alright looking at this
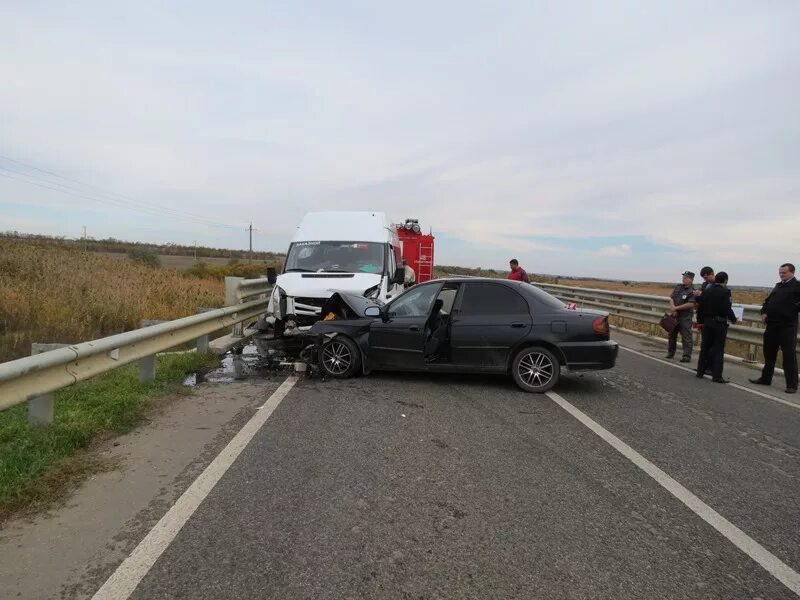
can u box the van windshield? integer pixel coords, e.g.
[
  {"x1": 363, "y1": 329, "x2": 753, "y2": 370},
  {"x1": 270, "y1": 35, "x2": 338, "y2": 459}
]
[{"x1": 284, "y1": 241, "x2": 386, "y2": 274}]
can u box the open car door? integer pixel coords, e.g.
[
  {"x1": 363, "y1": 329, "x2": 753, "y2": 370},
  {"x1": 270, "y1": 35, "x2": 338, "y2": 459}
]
[{"x1": 368, "y1": 283, "x2": 442, "y2": 370}]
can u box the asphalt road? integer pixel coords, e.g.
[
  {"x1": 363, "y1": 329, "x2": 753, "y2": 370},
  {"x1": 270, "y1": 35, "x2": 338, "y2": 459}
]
[{"x1": 105, "y1": 331, "x2": 800, "y2": 599}]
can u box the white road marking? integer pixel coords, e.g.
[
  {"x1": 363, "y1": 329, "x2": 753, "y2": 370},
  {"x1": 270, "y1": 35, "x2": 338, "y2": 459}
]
[
  {"x1": 91, "y1": 376, "x2": 298, "y2": 600},
  {"x1": 546, "y1": 390, "x2": 800, "y2": 597},
  {"x1": 619, "y1": 345, "x2": 800, "y2": 412}
]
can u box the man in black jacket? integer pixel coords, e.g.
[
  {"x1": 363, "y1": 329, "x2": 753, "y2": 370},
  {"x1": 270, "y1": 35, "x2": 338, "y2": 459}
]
[
  {"x1": 693, "y1": 266, "x2": 716, "y2": 374},
  {"x1": 696, "y1": 272, "x2": 738, "y2": 382},
  {"x1": 749, "y1": 263, "x2": 800, "y2": 394}
]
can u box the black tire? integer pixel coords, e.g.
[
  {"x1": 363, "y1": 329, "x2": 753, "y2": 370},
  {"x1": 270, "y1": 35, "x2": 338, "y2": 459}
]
[
  {"x1": 511, "y1": 346, "x2": 560, "y2": 393},
  {"x1": 273, "y1": 319, "x2": 286, "y2": 337},
  {"x1": 318, "y1": 336, "x2": 361, "y2": 379}
]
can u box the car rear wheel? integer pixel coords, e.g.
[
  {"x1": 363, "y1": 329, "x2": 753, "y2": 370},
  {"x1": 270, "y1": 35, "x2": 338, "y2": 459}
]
[
  {"x1": 319, "y1": 336, "x2": 361, "y2": 378},
  {"x1": 511, "y1": 346, "x2": 560, "y2": 393}
]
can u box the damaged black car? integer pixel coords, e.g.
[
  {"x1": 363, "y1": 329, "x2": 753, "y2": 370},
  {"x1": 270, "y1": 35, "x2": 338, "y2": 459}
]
[{"x1": 307, "y1": 278, "x2": 618, "y2": 393}]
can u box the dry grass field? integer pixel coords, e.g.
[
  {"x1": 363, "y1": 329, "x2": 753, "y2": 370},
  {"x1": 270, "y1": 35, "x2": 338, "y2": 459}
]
[
  {"x1": 98, "y1": 252, "x2": 238, "y2": 270},
  {"x1": 0, "y1": 240, "x2": 225, "y2": 362}
]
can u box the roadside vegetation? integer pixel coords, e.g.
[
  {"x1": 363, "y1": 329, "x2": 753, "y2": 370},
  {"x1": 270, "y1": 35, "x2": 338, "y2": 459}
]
[
  {"x1": 1, "y1": 230, "x2": 284, "y2": 262},
  {"x1": 184, "y1": 259, "x2": 280, "y2": 280},
  {"x1": 0, "y1": 351, "x2": 216, "y2": 523},
  {"x1": 0, "y1": 239, "x2": 224, "y2": 362}
]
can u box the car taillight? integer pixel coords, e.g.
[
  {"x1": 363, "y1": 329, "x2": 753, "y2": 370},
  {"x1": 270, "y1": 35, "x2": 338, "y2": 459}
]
[{"x1": 592, "y1": 316, "x2": 609, "y2": 336}]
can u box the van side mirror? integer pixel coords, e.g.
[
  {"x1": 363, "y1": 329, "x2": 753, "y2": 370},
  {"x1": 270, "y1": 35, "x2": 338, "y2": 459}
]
[
  {"x1": 393, "y1": 267, "x2": 405, "y2": 285},
  {"x1": 266, "y1": 267, "x2": 277, "y2": 285},
  {"x1": 364, "y1": 306, "x2": 382, "y2": 318}
]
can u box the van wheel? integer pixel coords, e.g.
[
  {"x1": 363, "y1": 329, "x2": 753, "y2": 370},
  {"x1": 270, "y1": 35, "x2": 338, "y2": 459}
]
[
  {"x1": 319, "y1": 336, "x2": 361, "y2": 378},
  {"x1": 511, "y1": 346, "x2": 560, "y2": 393}
]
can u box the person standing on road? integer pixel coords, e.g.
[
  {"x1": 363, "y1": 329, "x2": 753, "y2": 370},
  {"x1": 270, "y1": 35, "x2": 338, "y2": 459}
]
[
  {"x1": 749, "y1": 263, "x2": 800, "y2": 394},
  {"x1": 693, "y1": 266, "x2": 716, "y2": 375},
  {"x1": 666, "y1": 271, "x2": 696, "y2": 362},
  {"x1": 694, "y1": 266, "x2": 715, "y2": 301},
  {"x1": 507, "y1": 259, "x2": 531, "y2": 283},
  {"x1": 696, "y1": 271, "x2": 738, "y2": 382}
]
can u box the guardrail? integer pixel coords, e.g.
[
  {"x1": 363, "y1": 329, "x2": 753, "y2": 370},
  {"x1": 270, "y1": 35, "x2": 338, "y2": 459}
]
[
  {"x1": 0, "y1": 277, "x2": 272, "y2": 423},
  {"x1": 535, "y1": 282, "x2": 797, "y2": 361}
]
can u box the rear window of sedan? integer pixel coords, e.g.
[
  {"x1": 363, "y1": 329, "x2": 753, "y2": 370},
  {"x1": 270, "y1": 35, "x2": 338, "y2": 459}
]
[{"x1": 523, "y1": 285, "x2": 568, "y2": 310}]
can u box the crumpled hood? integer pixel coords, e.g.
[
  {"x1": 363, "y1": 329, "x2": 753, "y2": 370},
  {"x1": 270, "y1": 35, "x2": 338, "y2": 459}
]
[
  {"x1": 276, "y1": 272, "x2": 382, "y2": 298},
  {"x1": 320, "y1": 292, "x2": 383, "y2": 319}
]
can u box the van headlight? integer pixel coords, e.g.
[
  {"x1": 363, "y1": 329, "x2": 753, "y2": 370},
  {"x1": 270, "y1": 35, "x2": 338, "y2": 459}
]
[{"x1": 271, "y1": 286, "x2": 285, "y2": 319}]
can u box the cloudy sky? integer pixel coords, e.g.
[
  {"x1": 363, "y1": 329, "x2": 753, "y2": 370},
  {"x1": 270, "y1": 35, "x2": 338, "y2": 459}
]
[{"x1": 1, "y1": 1, "x2": 798, "y2": 285}]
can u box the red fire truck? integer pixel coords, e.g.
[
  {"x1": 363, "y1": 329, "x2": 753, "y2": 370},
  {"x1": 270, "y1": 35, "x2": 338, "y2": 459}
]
[{"x1": 396, "y1": 218, "x2": 435, "y2": 283}]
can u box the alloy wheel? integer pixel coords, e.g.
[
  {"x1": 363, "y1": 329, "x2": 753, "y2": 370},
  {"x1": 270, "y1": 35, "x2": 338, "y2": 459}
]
[
  {"x1": 322, "y1": 341, "x2": 352, "y2": 375},
  {"x1": 518, "y1": 351, "x2": 555, "y2": 388}
]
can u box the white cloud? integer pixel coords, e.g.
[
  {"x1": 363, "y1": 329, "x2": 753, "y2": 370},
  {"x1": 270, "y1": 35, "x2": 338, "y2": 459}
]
[
  {"x1": 0, "y1": 1, "x2": 798, "y2": 285},
  {"x1": 596, "y1": 244, "x2": 632, "y2": 258}
]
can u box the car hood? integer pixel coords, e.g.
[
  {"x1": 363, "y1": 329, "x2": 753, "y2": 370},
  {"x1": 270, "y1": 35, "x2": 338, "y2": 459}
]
[
  {"x1": 276, "y1": 272, "x2": 382, "y2": 298},
  {"x1": 319, "y1": 292, "x2": 383, "y2": 320}
]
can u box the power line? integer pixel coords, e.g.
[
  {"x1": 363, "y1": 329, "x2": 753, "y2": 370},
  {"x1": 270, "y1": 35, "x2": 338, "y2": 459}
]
[
  {"x1": 0, "y1": 165, "x2": 241, "y2": 230},
  {"x1": 0, "y1": 155, "x2": 248, "y2": 231},
  {"x1": 0, "y1": 169, "x2": 243, "y2": 232},
  {"x1": 0, "y1": 154, "x2": 237, "y2": 225}
]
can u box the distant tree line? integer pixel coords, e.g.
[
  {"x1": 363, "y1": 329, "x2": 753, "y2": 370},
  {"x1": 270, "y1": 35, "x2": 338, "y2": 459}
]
[{"x1": 1, "y1": 231, "x2": 285, "y2": 262}]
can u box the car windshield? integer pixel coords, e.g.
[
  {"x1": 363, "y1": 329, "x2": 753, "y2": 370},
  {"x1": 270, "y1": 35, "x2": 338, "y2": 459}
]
[{"x1": 284, "y1": 241, "x2": 385, "y2": 274}]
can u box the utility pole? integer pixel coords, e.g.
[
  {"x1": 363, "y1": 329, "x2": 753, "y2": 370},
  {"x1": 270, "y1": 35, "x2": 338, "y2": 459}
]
[
  {"x1": 193, "y1": 240, "x2": 197, "y2": 261},
  {"x1": 247, "y1": 222, "x2": 257, "y2": 263},
  {"x1": 82, "y1": 226, "x2": 87, "y2": 252}
]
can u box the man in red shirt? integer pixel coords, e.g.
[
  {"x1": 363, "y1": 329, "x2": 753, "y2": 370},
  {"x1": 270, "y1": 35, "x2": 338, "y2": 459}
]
[{"x1": 507, "y1": 259, "x2": 530, "y2": 283}]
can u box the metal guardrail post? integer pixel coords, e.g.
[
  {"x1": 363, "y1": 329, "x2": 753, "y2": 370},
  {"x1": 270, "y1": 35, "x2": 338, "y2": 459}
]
[
  {"x1": 225, "y1": 277, "x2": 245, "y2": 338},
  {"x1": 139, "y1": 356, "x2": 156, "y2": 382},
  {"x1": 28, "y1": 343, "x2": 69, "y2": 425},
  {"x1": 196, "y1": 308, "x2": 215, "y2": 354},
  {"x1": 138, "y1": 319, "x2": 166, "y2": 382},
  {"x1": 746, "y1": 344, "x2": 758, "y2": 363}
]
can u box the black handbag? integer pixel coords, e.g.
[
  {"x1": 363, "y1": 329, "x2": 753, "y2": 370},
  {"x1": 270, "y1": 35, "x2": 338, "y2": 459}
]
[{"x1": 659, "y1": 314, "x2": 678, "y2": 333}]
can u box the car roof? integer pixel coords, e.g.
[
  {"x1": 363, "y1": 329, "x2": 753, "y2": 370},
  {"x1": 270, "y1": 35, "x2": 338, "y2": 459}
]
[
  {"x1": 419, "y1": 277, "x2": 558, "y2": 301},
  {"x1": 421, "y1": 277, "x2": 520, "y2": 285}
]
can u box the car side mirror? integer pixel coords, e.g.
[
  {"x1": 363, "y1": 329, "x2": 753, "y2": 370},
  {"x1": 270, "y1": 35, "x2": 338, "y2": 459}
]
[
  {"x1": 266, "y1": 267, "x2": 277, "y2": 285},
  {"x1": 364, "y1": 306, "x2": 381, "y2": 318},
  {"x1": 393, "y1": 267, "x2": 405, "y2": 285}
]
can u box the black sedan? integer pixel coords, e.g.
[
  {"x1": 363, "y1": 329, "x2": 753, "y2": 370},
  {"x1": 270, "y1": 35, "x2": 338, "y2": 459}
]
[{"x1": 308, "y1": 278, "x2": 618, "y2": 393}]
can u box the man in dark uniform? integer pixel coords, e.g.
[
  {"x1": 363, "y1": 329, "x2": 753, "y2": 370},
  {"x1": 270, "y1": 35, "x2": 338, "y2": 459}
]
[
  {"x1": 694, "y1": 266, "x2": 715, "y2": 300},
  {"x1": 749, "y1": 263, "x2": 800, "y2": 394},
  {"x1": 693, "y1": 266, "x2": 715, "y2": 374},
  {"x1": 696, "y1": 271, "x2": 738, "y2": 382},
  {"x1": 666, "y1": 271, "x2": 696, "y2": 362}
]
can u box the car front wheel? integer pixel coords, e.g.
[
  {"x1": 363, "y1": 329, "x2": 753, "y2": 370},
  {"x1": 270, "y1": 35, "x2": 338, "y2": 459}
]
[
  {"x1": 319, "y1": 336, "x2": 361, "y2": 379},
  {"x1": 511, "y1": 346, "x2": 560, "y2": 393}
]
